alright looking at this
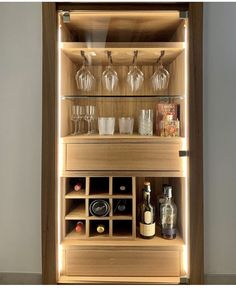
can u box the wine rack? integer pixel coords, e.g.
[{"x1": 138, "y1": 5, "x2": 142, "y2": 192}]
[
  {"x1": 62, "y1": 176, "x2": 135, "y2": 240},
  {"x1": 61, "y1": 175, "x2": 184, "y2": 242}
]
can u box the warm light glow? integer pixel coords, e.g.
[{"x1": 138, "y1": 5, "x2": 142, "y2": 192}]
[
  {"x1": 57, "y1": 18, "x2": 62, "y2": 276},
  {"x1": 182, "y1": 18, "x2": 190, "y2": 276}
]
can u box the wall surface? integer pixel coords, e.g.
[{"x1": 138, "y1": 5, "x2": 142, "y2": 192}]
[
  {"x1": 0, "y1": 2, "x2": 236, "y2": 277},
  {"x1": 0, "y1": 3, "x2": 42, "y2": 273},
  {"x1": 203, "y1": 3, "x2": 236, "y2": 275}
]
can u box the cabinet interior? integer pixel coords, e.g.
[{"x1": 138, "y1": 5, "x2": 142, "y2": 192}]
[{"x1": 58, "y1": 9, "x2": 189, "y2": 283}]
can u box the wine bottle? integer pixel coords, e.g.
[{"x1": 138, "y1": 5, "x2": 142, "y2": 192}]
[
  {"x1": 75, "y1": 221, "x2": 84, "y2": 233},
  {"x1": 74, "y1": 182, "x2": 82, "y2": 192},
  {"x1": 160, "y1": 186, "x2": 177, "y2": 239},
  {"x1": 114, "y1": 199, "x2": 127, "y2": 214},
  {"x1": 139, "y1": 181, "x2": 156, "y2": 239},
  {"x1": 96, "y1": 224, "x2": 105, "y2": 234}
]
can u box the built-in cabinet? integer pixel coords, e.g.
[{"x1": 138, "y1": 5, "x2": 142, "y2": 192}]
[{"x1": 42, "y1": 3, "x2": 203, "y2": 284}]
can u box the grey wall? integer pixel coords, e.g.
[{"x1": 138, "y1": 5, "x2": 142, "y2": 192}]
[
  {"x1": 203, "y1": 3, "x2": 236, "y2": 274},
  {"x1": 0, "y1": 3, "x2": 42, "y2": 273},
  {"x1": 0, "y1": 2, "x2": 236, "y2": 276}
]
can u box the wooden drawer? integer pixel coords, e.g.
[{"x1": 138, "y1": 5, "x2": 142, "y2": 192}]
[
  {"x1": 66, "y1": 143, "x2": 182, "y2": 171},
  {"x1": 64, "y1": 247, "x2": 180, "y2": 277}
]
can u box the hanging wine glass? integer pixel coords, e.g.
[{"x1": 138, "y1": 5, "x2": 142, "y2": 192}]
[
  {"x1": 102, "y1": 51, "x2": 119, "y2": 92},
  {"x1": 150, "y1": 50, "x2": 170, "y2": 92},
  {"x1": 127, "y1": 50, "x2": 144, "y2": 92},
  {"x1": 75, "y1": 50, "x2": 95, "y2": 92}
]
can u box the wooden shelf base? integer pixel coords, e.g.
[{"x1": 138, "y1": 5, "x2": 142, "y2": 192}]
[{"x1": 58, "y1": 275, "x2": 180, "y2": 284}]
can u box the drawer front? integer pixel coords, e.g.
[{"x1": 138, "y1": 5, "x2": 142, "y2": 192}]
[
  {"x1": 64, "y1": 248, "x2": 180, "y2": 277},
  {"x1": 66, "y1": 143, "x2": 182, "y2": 171}
]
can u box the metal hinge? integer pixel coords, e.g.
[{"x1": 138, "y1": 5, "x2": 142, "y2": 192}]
[
  {"x1": 180, "y1": 276, "x2": 190, "y2": 284},
  {"x1": 62, "y1": 11, "x2": 70, "y2": 23},
  {"x1": 179, "y1": 150, "x2": 190, "y2": 157},
  {"x1": 180, "y1": 11, "x2": 189, "y2": 19}
]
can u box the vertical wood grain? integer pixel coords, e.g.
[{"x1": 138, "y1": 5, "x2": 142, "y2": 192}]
[
  {"x1": 189, "y1": 3, "x2": 204, "y2": 284},
  {"x1": 42, "y1": 3, "x2": 57, "y2": 284}
]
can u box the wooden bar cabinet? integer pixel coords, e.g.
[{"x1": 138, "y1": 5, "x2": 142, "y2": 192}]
[{"x1": 42, "y1": 2, "x2": 203, "y2": 284}]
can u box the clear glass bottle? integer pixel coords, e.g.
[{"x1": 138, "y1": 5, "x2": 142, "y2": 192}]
[
  {"x1": 139, "y1": 182, "x2": 156, "y2": 239},
  {"x1": 160, "y1": 114, "x2": 180, "y2": 137},
  {"x1": 160, "y1": 186, "x2": 177, "y2": 239}
]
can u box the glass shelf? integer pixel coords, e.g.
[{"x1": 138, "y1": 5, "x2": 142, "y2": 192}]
[{"x1": 61, "y1": 95, "x2": 184, "y2": 101}]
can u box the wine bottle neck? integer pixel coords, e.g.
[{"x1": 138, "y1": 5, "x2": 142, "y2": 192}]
[{"x1": 144, "y1": 191, "x2": 151, "y2": 203}]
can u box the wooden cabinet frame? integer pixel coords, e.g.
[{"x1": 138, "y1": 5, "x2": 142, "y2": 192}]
[{"x1": 42, "y1": 2, "x2": 203, "y2": 284}]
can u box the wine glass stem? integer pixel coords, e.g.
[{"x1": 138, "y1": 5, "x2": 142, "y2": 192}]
[
  {"x1": 74, "y1": 121, "x2": 78, "y2": 135},
  {"x1": 87, "y1": 120, "x2": 91, "y2": 134}
]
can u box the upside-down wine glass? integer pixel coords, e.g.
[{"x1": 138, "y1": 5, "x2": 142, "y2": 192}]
[
  {"x1": 102, "y1": 51, "x2": 119, "y2": 92},
  {"x1": 75, "y1": 50, "x2": 95, "y2": 92},
  {"x1": 150, "y1": 50, "x2": 170, "y2": 92},
  {"x1": 127, "y1": 50, "x2": 144, "y2": 92}
]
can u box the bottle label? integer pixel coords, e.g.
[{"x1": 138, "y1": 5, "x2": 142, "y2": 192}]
[
  {"x1": 144, "y1": 211, "x2": 152, "y2": 224},
  {"x1": 161, "y1": 210, "x2": 176, "y2": 225},
  {"x1": 140, "y1": 222, "x2": 155, "y2": 237}
]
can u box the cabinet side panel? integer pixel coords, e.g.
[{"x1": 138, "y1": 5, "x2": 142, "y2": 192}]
[
  {"x1": 42, "y1": 3, "x2": 57, "y2": 284},
  {"x1": 189, "y1": 3, "x2": 204, "y2": 284}
]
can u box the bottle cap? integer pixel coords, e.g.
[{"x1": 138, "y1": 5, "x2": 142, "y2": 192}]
[
  {"x1": 144, "y1": 181, "x2": 151, "y2": 186},
  {"x1": 144, "y1": 181, "x2": 151, "y2": 193},
  {"x1": 97, "y1": 224, "x2": 105, "y2": 234},
  {"x1": 164, "y1": 186, "x2": 172, "y2": 198}
]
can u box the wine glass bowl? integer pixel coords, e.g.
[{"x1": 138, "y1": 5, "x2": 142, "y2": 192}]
[
  {"x1": 127, "y1": 65, "x2": 144, "y2": 92},
  {"x1": 150, "y1": 50, "x2": 170, "y2": 92},
  {"x1": 127, "y1": 50, "x2": 144, "y2": 92},
  {"x1": 102, "y1": 51, "x2": 119, "y2": 92},
  {"x1": 75, "y1": 66, "x2": 95, "y2": 92},
  {"x1": 75, "y1": 50, "x2": 95, "y2": 92}
]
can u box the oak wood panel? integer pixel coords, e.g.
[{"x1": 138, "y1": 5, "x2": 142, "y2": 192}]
[
  {"x1": 189, "y1": 3, "x2": 204, "y2": 284},
  {"x1": 62, "y1": 134, "x2": 184, "y2": 144},
  {"x1": 42, "y1": 2, "x2": 57, "y2": 284},
  {"x1": 66, "y1": 143, "x2": 182, "y2": 171},
  {"x1": 61, "y1": 170, "x2": 185, "y2": 178},
  {"x1": 62, "y1": 233, "x2": 184, "y2": 247},
  {"x1": 63, "y1": 11, "x2": 184, "y2": 42},
  {"x1": 58, "y1": 275, "x2": 180, "y2": 284},
  {"x1": 61, "y1": 42, "x2": 184, "y2": 66},
  {"x1": 64, "y1": 248, "x2": 180, "y2": 277}
]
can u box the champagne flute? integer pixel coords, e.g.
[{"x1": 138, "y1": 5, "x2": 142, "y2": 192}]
[
  {"x1": 71, "y1": 105, "x2": 79, "y2": 135},
  {"x1": 75, "y1": 51, "x2": 95, "y2": 92},
  {"x1": 84, "y1": 105, "x2": 96, "y2": 134},
  {"x1": 127, "y1": 50, "x2": 144, "y2": 92},
  {"x1": 102, "y1": 51, "x2": 119, "y2": 92},
  {"x1": 76, "y1": 105, "x2": 85, "y2": 134}
]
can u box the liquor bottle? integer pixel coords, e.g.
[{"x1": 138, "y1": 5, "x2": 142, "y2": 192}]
[
  {"x1": 75, "y1": 221, "x2": 84, "y2": 233},
  {"x1": 139, "y1": 181, "x2": 156, "y2": 239},
  {"x1": 160, "y1": 186, "x2": 177, "y2": 239},
  {"x1": 96, "y1": 224, "x2": 105, "y2": 234}
]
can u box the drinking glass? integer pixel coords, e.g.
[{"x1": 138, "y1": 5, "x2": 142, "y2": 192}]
[
  {"x1": 71, "y1": 105, "x2": 79, "y2": 135},
  {"x1": 77, "y1": 105, "x2": 85, "y2": 134},
  {"x1": 98, "y1": 117, "x2": 115, "y2": 135},
  {"x1": 75, "y1": 51, "x2": 95, "y2": 92},
  {"x1": 151, "y1": 50, "x2": 170, "y2": 92},
  {"x1": 102, "y1": 51, "x2": 119, "y2": 92},
  {"x1": 84, "y1": 105, "x2": 96, "y2": 134},
  {"x1": 127, "y1": 50, "x2": 144, "y2": 92},
  {"x1": 118, "y1": 117, "x2": 134, "y2": 134},
  {"x1": 138, "y1": 109, "x2": 153, "y2": 136}
]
